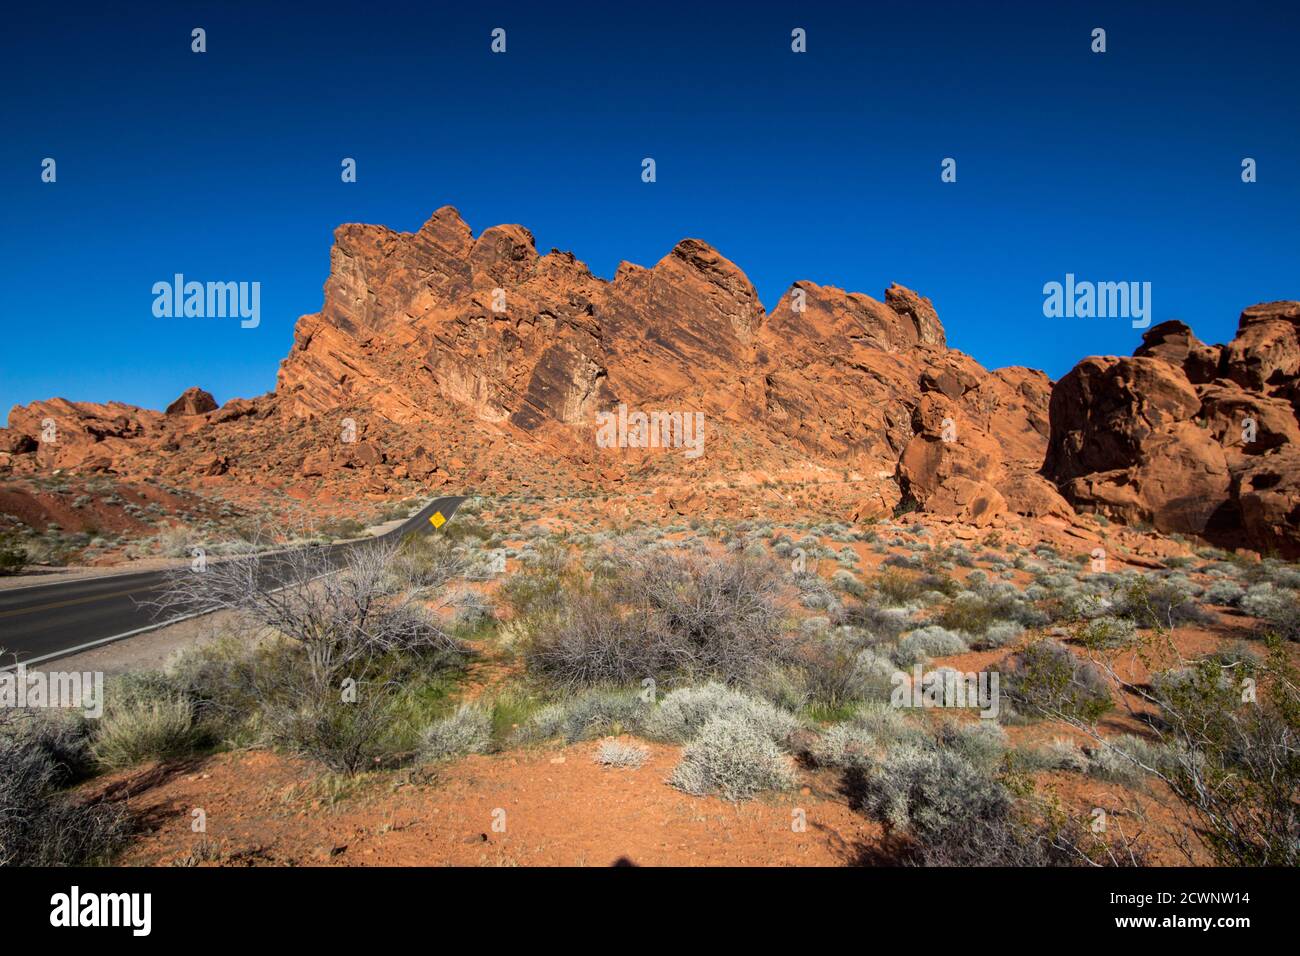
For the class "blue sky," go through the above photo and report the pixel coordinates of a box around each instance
[2,1,1297,424]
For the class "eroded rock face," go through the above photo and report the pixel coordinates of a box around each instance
[1044,301,1300,555]
[0,206,1064,525]
[165,387,218,417]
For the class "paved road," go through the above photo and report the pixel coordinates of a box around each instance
[0,495,467,668]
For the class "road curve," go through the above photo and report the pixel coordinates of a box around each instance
[0,496,468,668]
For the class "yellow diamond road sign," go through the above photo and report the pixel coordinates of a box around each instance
[429,511,446,529]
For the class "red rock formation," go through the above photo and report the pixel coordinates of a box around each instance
[165,387,218,417]
[1044,301,1300,555]
[7,207,1277,550]
[0,207,1067,528]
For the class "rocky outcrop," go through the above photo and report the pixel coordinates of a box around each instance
[1044,301,1300,555]
[165,387,218,417]
[1,206,1061,524]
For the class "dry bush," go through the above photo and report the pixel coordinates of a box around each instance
[523,545,791,690]
[0,710,129,866]
[593,740,649,769]
[152,539,470,774]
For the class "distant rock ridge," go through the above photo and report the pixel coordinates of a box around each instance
[1,205,1295,554]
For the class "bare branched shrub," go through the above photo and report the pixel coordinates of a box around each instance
[522,546,791,690]
[151,539,469,773]
[611,546,790,683]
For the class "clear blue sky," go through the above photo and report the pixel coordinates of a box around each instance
[2,1,1297,425]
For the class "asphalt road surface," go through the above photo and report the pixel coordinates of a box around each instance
[0,495,467,668]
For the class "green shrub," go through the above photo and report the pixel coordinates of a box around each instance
[1001,641,1112,722]
[1074,615,1138,650]
[0,532,27,575]
[1113,575,1209,629]
[91,696,199,769]
[872,569,928,606]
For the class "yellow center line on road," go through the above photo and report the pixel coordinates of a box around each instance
[0,586,154,619]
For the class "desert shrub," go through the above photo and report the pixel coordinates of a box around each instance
[806,702,921,770]
[317,517,366,540]
[644,683,800,745]
[809,721,878,771]
[6,711,96,785]
[856,735,1136,865]
[1140,642,1300,864]
[1239,583,1300,641]
[1051,588,1115,622]
[792,635,897,708]
[517,688,647,744]
[1202,580,1246,606]
[844,602,912,642]
[420,704,493,761]
[1001,641,1112,722]
[939,587,1048,633]
[1086,734,1172,784]
[831,568,864,596]
[1113,575,1210,628]
[526,547,790,690]
[154,540,471,774]
[524,590,688,690]
[937,720,1008,772]
[393,532,467,591]
[497,542,578,618]
[0,532,27,575]
[861,742,1009,838]
[1074,615,1138,650]
[1017,738,1091,773]
[893,626,968,667]
[167,636,283,742]
[872,569,929,606]
[751,663,812,713]
[0,711,130,866]
[669,713,795,800]
[91,696,199,769]
[593,740,649,769]
[970,620,1024,650]
[934,593,998,635]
